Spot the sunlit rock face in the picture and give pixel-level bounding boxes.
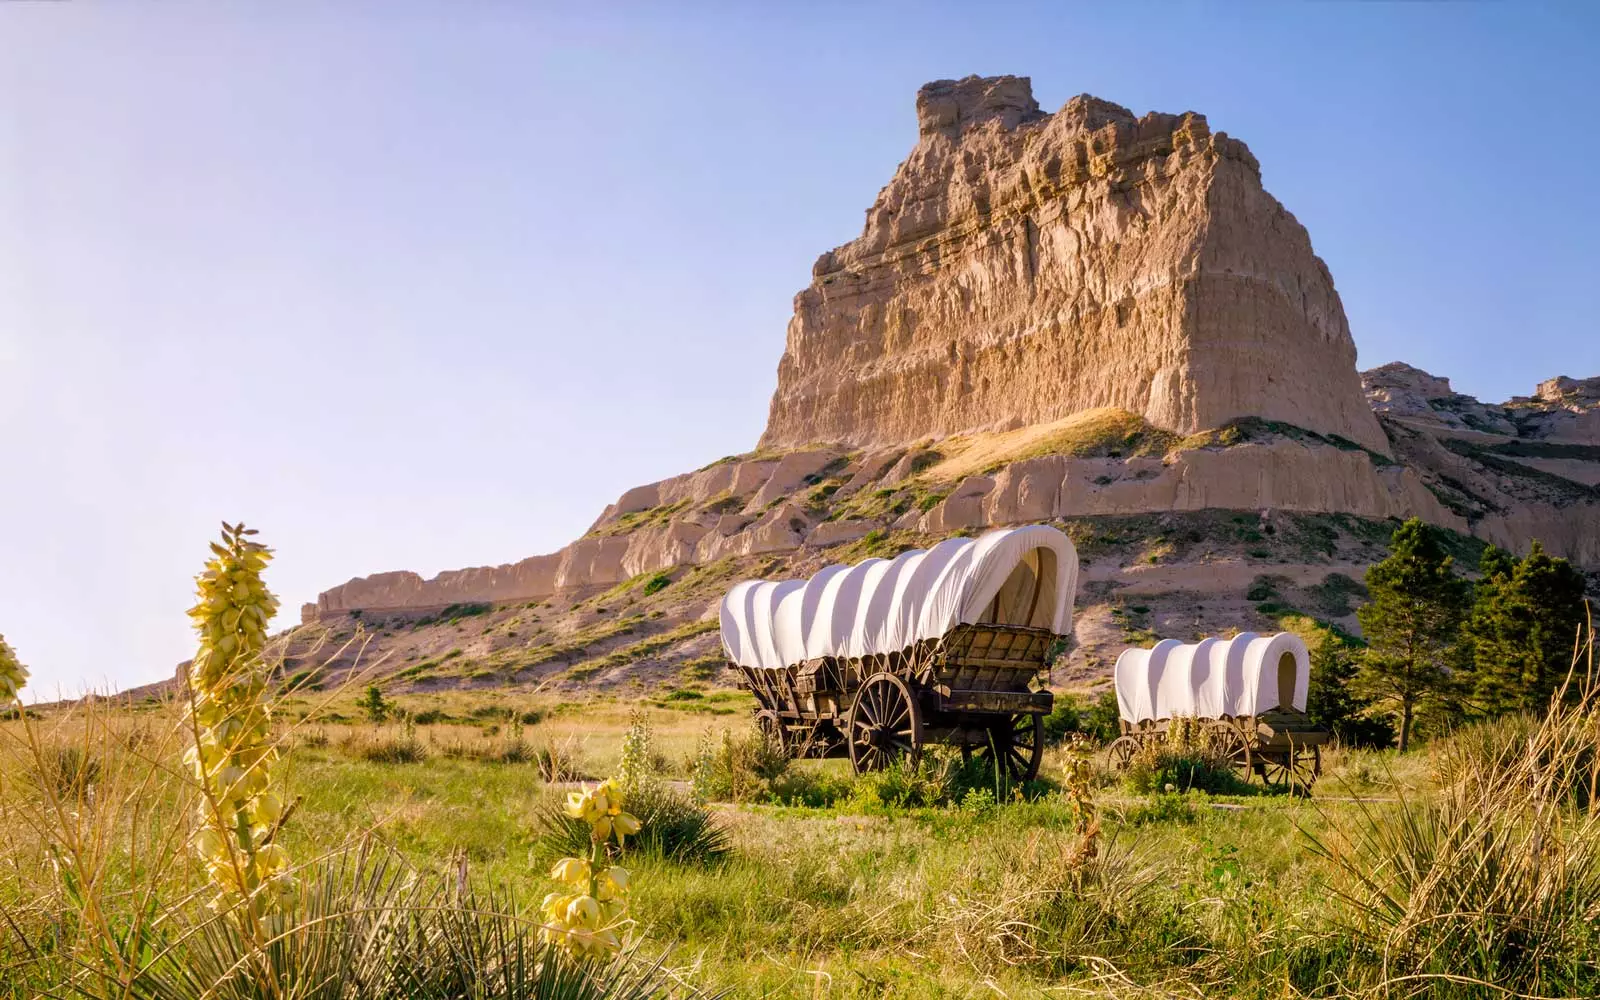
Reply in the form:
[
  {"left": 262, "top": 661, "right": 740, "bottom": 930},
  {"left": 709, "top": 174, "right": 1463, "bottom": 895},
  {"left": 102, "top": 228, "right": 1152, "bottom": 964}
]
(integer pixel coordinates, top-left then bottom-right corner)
[{"left": 759, "top": 75, "right": 1390, "bottom": 456}]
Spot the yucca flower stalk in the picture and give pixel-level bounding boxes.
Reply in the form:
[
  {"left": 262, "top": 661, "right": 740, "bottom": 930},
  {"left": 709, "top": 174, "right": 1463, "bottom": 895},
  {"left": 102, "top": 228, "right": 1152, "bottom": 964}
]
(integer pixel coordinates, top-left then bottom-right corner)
[
  {"left": 0, "top": 632, "right": 28, "bottom": 705},
  {"left": 183, "top": 521, "right": 294, "bottom": 919},
  {"left": 540, "top": 778, "right": 642, "bottom": 960}
]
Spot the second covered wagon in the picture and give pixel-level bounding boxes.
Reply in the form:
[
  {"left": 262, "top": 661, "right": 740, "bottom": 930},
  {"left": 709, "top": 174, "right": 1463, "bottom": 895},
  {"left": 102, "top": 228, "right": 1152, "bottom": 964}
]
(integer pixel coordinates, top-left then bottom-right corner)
[
  {"left": 1109, "top": 632, "right": 1328, "bottom": 789},
  {"left": 719, "top": 525, "right": 1079, "bottom": 780}
]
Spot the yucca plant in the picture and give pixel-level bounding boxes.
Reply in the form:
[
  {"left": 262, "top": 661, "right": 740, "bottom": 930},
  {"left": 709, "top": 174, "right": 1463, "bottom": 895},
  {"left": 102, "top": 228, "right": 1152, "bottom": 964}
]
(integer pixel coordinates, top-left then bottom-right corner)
[
  {"left": 536, "top": 781, "right": 730, "bottom": 868},
  {"left": 67, "top": 844, "right": 675, "bottom": 1000},
  {"left": 1308, "top": 619, "right": 1600, "bottom": 998}
]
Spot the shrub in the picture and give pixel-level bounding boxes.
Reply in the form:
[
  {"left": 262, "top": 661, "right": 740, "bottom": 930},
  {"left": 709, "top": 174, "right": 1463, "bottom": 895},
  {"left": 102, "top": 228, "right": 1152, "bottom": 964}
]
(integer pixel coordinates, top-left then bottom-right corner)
[
  {"left": 768, "top": 766, "right": 857, "bottom": 807},
  {"left": 495, "top": 716, "right": 532, "bottom": 763},
  {"left": 640, "top": 572, "right": 672, "bottom": 596},
  {"left": 353, "top": 730, "right": 427, "bottom": 764},
  {"left": 537, "top": 780, "right": 729, "bottom": 867},
  {"left": 118, "top": 846, "right": 670, "bottom": 1000},
  {"left": 689, "top": 724, "right": 790, "bottom": 802},
  {"left": 35, "top": 745, "right": 101, "bottom": 798},
  {"left": 1310, "top": 626, "right": 1600, "bottom": 997},
  {"left": 536, "top": 735, "right": 588, "bottom": 783},
  {"left": 1123, "top": 718, "right": 1245, "bottom": 796}
]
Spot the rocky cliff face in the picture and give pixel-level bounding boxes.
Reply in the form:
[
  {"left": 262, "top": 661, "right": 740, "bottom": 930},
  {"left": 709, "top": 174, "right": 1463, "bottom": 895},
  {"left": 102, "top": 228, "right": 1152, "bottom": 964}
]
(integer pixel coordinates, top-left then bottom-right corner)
[
  {"left": 759, "top": 75, "right": 1389, "bottom": 456},
  {"left": 294, "top": 77, "right": 1597, "bottom": 693},
  {"left": 1360, "top": 363, "right": 1600, "bottom": 565}
]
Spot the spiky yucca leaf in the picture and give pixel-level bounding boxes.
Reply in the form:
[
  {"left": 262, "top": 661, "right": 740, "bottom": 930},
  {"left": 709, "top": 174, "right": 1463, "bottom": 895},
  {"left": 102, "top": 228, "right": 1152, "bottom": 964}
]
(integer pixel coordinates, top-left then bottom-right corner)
[{"left": 78, "top": 845, "right": 674, "bottom": 1000}]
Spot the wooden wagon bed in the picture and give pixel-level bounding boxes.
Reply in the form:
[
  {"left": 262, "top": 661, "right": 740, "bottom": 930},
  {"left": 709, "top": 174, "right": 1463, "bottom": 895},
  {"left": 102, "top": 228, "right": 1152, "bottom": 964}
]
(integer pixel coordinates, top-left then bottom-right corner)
[{"left": 731, "top": 622, "right": 1059, "bottom": 781}]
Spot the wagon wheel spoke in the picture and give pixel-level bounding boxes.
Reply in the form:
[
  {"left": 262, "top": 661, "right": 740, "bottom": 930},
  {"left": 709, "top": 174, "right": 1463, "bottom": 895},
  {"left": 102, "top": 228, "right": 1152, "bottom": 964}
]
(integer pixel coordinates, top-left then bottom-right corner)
[{"left": 1005, "top": 747, "right": 1029, "bottom": 779}]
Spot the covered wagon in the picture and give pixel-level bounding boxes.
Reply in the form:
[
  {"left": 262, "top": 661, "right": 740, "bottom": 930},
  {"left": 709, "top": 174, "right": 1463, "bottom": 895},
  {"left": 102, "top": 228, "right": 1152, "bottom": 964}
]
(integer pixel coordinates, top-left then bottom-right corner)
[
  {"left": 719, "top": 525, "right": 1078, "bottom": 780},
  {"left": 1109, "top": 632, "right": 1327, "bottom": 790}
]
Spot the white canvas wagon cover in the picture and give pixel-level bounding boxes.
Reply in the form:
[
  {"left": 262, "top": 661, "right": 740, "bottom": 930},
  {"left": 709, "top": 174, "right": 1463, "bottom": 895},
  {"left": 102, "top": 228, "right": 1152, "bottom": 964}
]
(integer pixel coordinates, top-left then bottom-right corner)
[
  {"left": 1114, "top": 632, "right": 1310, "bottom": 724},
  {"left": 719, "top": 525, "right": 1079, "bottom": 671}
]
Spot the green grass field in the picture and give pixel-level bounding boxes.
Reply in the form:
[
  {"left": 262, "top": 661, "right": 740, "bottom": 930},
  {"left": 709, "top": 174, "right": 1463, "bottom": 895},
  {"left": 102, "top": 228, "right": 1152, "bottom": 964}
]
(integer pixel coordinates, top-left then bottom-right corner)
[{"left": 18, "top": 681, "right": 1585, "bottom": 1000}]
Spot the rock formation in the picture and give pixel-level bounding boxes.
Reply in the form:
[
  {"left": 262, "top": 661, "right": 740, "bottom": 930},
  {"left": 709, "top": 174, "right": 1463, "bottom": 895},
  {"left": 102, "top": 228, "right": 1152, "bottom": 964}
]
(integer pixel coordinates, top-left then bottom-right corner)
[
  {"left": 760, "top": 75, "right": 1390, "bottom": 456},
  {"left": 301, "top": 77, "right": 1599, "bottom": 631},
  {"left": 1360, "top": 363, "right": 1600, "bottom": 566}
]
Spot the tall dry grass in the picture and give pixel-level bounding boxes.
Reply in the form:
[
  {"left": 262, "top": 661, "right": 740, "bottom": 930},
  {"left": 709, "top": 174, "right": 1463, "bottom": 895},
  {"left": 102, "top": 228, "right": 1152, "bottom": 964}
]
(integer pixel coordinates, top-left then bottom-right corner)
[
  {"left": 1309, "top": 619, "right": 1600, "bottom": 999},
  {"left": 0, "top": 588, "right": 690, "bottom": 999}
]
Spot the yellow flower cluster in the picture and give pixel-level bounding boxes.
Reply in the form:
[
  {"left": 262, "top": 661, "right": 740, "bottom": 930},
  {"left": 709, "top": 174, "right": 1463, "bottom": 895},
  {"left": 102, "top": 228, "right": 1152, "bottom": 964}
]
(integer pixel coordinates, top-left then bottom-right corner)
[
  {"left": 0, "top": 633, "right": 27, "bottom": 705},
  {"left": 184, "top": 523, "right": 293, "bottom": 914},
  {"left": 539, "top": 779, "right": 642, "bottom": 960}
]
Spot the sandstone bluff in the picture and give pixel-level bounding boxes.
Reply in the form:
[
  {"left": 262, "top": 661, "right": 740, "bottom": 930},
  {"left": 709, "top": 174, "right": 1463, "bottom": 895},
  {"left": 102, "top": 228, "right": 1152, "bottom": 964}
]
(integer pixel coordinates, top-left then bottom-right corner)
[
  {"left": 761, "top": 76, "right": 1389, "bottom": 456},
  {"left": 291, "top": 77, "right": 1597, "bottom": 690}
]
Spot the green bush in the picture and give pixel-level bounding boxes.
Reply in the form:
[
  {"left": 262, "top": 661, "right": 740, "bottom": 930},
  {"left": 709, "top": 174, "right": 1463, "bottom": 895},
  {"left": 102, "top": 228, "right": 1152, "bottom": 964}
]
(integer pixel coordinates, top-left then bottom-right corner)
[
  {"left": 1043, "top": 691, "right": 1122, "bottom": 745},
  {"left": 537, "top": 780, "right": 729, "bottom": 867},
  {"left": 768, "top": 767, "right": 856, "bottom": 807},
  {"left": 689, "top": 724, "right": 790, "bottom": 803},
  {"left": 1123, "top": 719, "right": 1246, "bottom": 796},
  {"left": 353, "top": 732, "right": 427, "bottom": 764}
]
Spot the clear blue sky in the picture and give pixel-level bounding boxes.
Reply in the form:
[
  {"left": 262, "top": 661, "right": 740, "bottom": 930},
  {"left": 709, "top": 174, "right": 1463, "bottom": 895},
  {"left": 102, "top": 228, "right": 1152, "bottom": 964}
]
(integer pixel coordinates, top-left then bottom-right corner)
[{"left": 3, "top": 3, "right": 1597, "bottom": 695}]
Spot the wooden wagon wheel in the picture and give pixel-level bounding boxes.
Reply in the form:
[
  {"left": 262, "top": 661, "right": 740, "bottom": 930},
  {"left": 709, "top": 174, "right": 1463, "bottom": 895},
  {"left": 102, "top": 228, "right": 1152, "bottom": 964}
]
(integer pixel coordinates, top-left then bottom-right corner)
[
  {"left": 846, "top": 672, "right": 923, "bottom": 774},
  {"left": 1205, "top": 721, "right": 1252, "bottom": 779},
  {"left": 967, "top": 712, "right": 1046, "bottom": 784},
  {"left": 755, "top": 709, "right": 790, "bottom": 756},
  {"left": 1107, "top": 735, "right": 1139, "bottom": 771},
  {"left": 1258, "top": 741, "right": 1320, "bottom": 793}
]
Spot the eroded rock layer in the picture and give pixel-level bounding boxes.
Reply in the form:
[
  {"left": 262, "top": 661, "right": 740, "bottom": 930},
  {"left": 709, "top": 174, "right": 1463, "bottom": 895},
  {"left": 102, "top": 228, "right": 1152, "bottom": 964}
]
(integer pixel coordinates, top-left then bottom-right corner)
[
  {"left": 302, "top": 79, "right": 1600, "bottom": 631},
  {"left": 759, "top": 75, "right": 1389, "bottom": 456}
]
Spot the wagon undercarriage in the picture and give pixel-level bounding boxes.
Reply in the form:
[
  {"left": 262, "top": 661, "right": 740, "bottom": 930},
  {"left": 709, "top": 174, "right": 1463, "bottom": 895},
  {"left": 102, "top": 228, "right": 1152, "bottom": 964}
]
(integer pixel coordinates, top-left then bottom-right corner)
[
  {"left": 735, "top": 624, "right": 1057, "bottom": 782},
  {"left": 1107, "top": 712, "right": 1328, "bottom": 792}
]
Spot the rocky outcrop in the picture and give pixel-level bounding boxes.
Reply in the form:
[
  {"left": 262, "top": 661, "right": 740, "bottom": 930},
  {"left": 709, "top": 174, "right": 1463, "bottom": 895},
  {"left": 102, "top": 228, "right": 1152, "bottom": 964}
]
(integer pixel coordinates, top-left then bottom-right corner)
[
  {"left": 1359, "top": 364, "right": 1600, "bottom": 566},
  {"left": 302, "top": 78, "right": 1600, "bottom": 626},
  {"left": 1363, "top": 363, "right": 1600, "bottom": 446},
  {"left": 307, "top": 433, "right": 1468, "bottom": 623},
  {"left": 759, "top": 75, "right": 1389, "bottom": 456}
]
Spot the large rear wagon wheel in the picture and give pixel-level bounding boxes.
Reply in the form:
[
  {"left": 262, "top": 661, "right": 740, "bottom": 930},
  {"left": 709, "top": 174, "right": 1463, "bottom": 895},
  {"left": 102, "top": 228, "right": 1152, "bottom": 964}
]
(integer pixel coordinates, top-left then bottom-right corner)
[
  {"left": 847, "top": 672, "right": 923, "bottom": 774},
  {"left": 969, "top": 712, "right": 1045, "bottom": 783},
  {"left": 1206, "top": 721, "right": 1252, "bottom": 782}
]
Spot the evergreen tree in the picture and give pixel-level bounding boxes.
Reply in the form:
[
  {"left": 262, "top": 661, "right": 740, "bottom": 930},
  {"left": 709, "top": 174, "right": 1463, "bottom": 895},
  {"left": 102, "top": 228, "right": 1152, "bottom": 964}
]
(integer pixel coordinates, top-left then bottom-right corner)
[
  {"left": 1464, "top": 541, "right": 1589, "bottom": 715},
  {"left": 1306, "top": 636, "right": 1395, "bottom": 748},
  {"left": 1354, "top": 518, "right": 1469, "bottom": 751},
  {"left": 359, "top": 684, "right": 390, "bottom": 724},
  {"left": 1463, "top": 546, "right": 1521, "bottom": 716},
  {"left": 1515, "top": 542, "right": 1590, "bottom": 707}
]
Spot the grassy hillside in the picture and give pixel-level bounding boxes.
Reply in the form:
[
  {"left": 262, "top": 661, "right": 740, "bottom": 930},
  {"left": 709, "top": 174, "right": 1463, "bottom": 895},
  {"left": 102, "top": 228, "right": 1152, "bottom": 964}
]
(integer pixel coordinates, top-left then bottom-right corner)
[{"left": 263, "top": 509, "right": 1467, "bottom": 702}]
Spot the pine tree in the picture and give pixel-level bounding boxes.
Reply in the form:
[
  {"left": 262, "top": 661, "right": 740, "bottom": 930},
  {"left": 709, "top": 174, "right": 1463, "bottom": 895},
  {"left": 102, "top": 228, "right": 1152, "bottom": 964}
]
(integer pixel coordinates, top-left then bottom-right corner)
[
  {"left": 1463, "top": 545, "right": 1521, "bottom": 717},
  {"left": 1464, "top": 541, "right": 1589, "bottom": 715},
  {"left": 1511, "top": 542, "right": 1589, "bottom": 708},
  {"left": 1354, "top": 518, "right": 1469, "bottom": 751},
  {"left": 1306, "top": 636, "right": 1395, "bottom": 748},
  {"left": 359, "top": 684, "right": 390, "bottom": 724}
]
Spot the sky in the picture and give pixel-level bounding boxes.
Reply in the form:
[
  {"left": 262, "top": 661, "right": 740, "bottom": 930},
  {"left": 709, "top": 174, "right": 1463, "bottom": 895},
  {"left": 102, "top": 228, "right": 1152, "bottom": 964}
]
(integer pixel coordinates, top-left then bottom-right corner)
[{"left": 2, "top": 2, "right": 1597, "bottom": 696}]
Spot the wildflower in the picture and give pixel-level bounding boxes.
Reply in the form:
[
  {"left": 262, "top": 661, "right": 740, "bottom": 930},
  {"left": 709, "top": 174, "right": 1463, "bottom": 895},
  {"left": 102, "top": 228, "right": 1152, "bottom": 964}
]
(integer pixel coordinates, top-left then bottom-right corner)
[
  {"left": 550, "top": 856, "right": 591, "bottom": 885},
  {"left": 542, "top": 776, "right": 642, "bottom": 960},
  {"left": 564, "top": 778, "right": 642, "bottom": 846},
  {"left": 184, "top": 523, "right": 293, "bottom": 916},
  {"left": 0, "top": 634, "right": 27, "bottom": 705}
]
